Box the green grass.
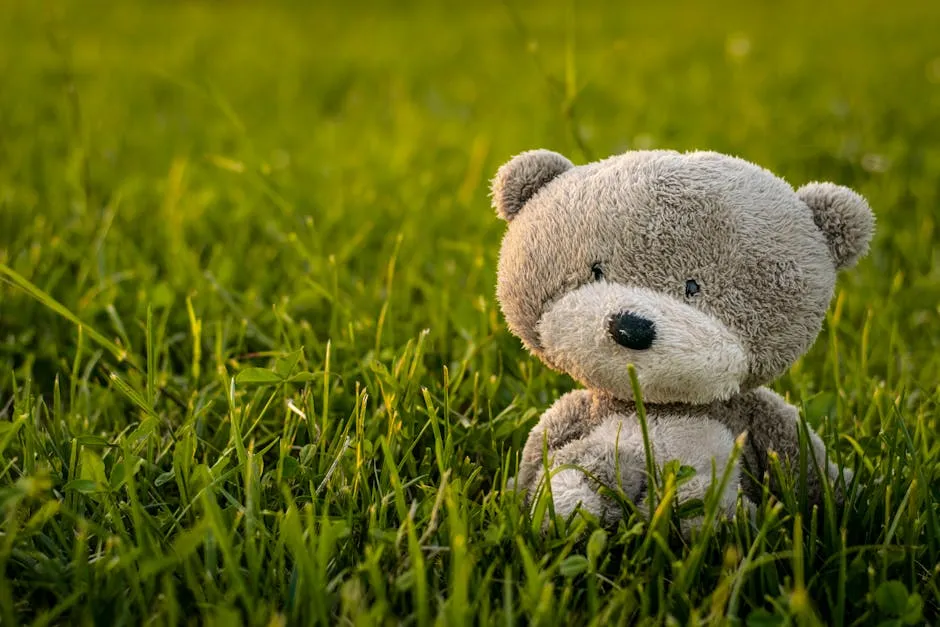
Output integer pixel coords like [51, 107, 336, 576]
[1, 0, 939, 624]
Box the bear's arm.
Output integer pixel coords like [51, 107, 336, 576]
[512, 389, 598, 495]
[717, 387, 853, 505]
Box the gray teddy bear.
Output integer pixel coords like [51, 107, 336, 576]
[492, 148, 874, 528]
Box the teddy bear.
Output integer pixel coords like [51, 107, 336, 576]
[491, 147, 874, 529]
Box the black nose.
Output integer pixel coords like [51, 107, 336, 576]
[608, 312, 656, 350]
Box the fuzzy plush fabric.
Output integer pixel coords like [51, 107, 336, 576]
[492, 148, 873, 529]
[491, 149, 574, 221]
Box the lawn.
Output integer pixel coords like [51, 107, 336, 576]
[1, 0, 939, 624]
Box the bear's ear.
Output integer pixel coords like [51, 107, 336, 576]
[490, 149, 574, 221]
[797, 182, 875, 269]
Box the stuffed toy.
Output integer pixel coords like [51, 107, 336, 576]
[491, 148, 874, 528]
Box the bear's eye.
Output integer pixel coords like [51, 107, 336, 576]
[591, 262, 605, 281]
[685, 279, 701, 297]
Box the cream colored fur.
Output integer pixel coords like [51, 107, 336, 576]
[541, 412, 741, 533]
[537, 282, 748, 404]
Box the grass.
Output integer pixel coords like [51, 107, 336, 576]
[1, 0, 939, 624]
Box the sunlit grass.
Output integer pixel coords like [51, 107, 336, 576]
[1, 0, 938, 624]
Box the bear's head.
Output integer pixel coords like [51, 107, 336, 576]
[491, 149, 874, 404]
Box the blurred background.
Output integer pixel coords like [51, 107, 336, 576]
[3, 0, 940, 448]
[2, 0, 938, 398]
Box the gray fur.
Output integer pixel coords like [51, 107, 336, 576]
[491, 149, 574, 221]
[797, 182, 875, 269]
[493, 149, 872, 528]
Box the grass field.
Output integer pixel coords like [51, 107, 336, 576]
[1, 0, 939, 624]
